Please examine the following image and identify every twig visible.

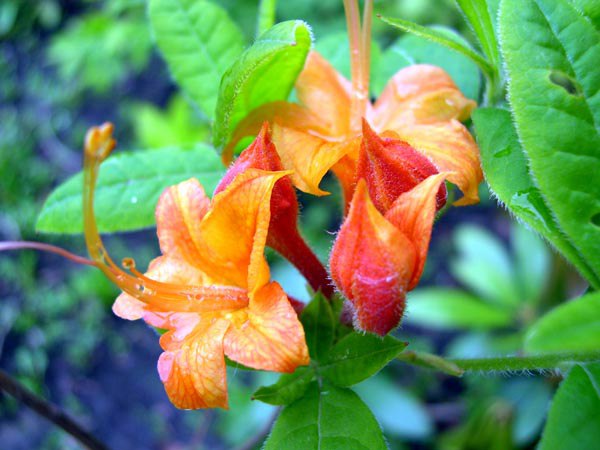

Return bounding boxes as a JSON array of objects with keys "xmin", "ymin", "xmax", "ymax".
[{"xmin": 0, "ymin": 369, "xmax": 110, "ymax": 450}]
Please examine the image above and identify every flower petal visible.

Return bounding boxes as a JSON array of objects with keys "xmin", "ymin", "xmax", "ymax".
[
  {"xmin": 358, "ymin": 120, "xmax": 446, "ymax": 213},
  {"xmin": 385, "ymin": 173, "xmax": 448, "ymax": 290},
  {"xmin": 223, "ymin": 282, "xmax": 309, "ymax": 371},
  {"xmin": 295, "ymin": 51, "xmax": 353, "ymax": 136},
  {"xmin": 198, "ymin": 169, "xmax": 289, "ymax": 291},
  {"xmin": 330, "ymin": 180, "xmax": 417, "ymax": 335},
  {"xmin": 373, "ymin": 64, "xmax": 475, "ymax": 130},
  {"xmin": 394, "ymin": 120, "xmax": 482, "ymax": 205},
  {"xmin": 158, "ymin": 318, "xmax": 230, "ymax": 409}
]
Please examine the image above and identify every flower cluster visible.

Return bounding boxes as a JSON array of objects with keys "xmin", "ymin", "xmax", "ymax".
[{"xmin": 81, "ymin": 13, "xmax": 481, "ymax": 409}]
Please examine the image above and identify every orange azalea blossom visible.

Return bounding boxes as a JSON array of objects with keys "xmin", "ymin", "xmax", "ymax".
[
  {"xmin": 83, "ymin": 124, "xmax": 309, "ymax": 409},
  {"xmin": 330, "ymin": 173, "xmax": 448, "ymax": 335},
  {"xmin": 222, "ymin": 25, "xmax": 481, "ymax": 210}
]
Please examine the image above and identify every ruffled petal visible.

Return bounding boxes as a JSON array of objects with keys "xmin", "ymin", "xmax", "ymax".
[
  {"xmin": 394, "ymin": 120, "xmax": 482, "ymax": 205},
  {"xmin": 330, "ymin": 180, "xmax": 417, "ymax": 335},
  {"xmin": 372, "ymin": 64, "xmax": 475, "ymax": 130},
  {"xmin": 295, "ymin": 51, "xmax": 353, "ymax": 136},
  {"xmin": 198, "ymin": 169, "xmax": 289, "ymax": 292},
  {"xmin": 156, "ymin": 178, "xmax": 210, "ymax": 263},
  {"xmin": 223, "ymin": 282, "xmax": 309, "ymax": 372},
  {"xmin": 157, "ymin": 318, "xmax": 230, "ymax": 409},
  {"xmin": 385, "ymin": 173, "xmax": 448, "ymax": 290}
]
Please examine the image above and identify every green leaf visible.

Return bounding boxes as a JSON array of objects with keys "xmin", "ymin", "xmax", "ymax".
[
  {"xmin": 320, "ymin": 332, "xmax": 406, "ymax": 387},
  {"xmin": 473, "ymin": 107, "xmax": 600, "ymax": 287},
  {"xmin": 36, "ymin": 146, "xmax": 225, "ymax": 234},
  {"xmin": 213, "ymin": 20, "xmax": 312, "ymax": 151},
  {"xmin": 567, "ymin": 0, "xmax": 600, "ymax": 29},
  {"xmin": 149, "ymin": 0, "xmax": 245, "ymax": 118},
  {"xmin": 378, "ymin": 15, "xmax": 494, "ymax": 80},
  {"xmin": 499, "ymin": 0, "xmax": 600, "ymax": 288},
  {"xmin": 252, "ymin": 366, "xmax": 314, "ymax": 405},
  {"xmin": 264, "ymin": 382, "xmax": 387, "ymax": 450},
  {"xmin": 539, "ymin": 363, "xmax": 600, "ymax": 450},
  {"xmin": 373, "ymin": 26, "xmax": 481, "ymax": 100},
  {"xmin": 455, "ymin": 0, "xmax": 500, "ymax": 68},
  {"xmin": 300, "ymin": 292, "xmax": 336, "ymax": 361},
  {"xmin": 406, "ymin": 288, "xmax": 513, "ymax": 330},
  {"xmin": 451, "ymin": 224, "xmax": 520, "ymax": 307},
  {"xmin": 525, "ymin": 291, "xmax": 600, "ymax": 353}
]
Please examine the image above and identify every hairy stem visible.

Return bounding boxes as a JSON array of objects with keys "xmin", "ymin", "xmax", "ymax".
[{"xmin": 0, "ymin": 369, "xmax": 110, "ymax": 450}]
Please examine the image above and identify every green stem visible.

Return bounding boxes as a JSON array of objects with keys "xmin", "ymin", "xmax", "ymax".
[
  {"xmin": 256, "ymin": 0, "xmax": 277, "ymax": 37},
  {"xmin": 397, "ymin": 350, "xmax": 600, "ymax": 376},
  {"xmin": 451, "ymin": 351, "xmax": 600, "ymax": 373}
]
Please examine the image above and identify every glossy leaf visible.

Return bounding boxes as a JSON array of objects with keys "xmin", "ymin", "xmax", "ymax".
[
  {"xmin": 406, "ymin": 288, "xmax": 513, "ymax": 330},
  {"xmin": 500, "ymin": 0, "xmax": 600, "ymax": 287},
  {"xmin": 252, "ymin": 366, "xmax": 314, "ymax": 405},
  {"xmin": 379, "ymin": 15, "xmax": 494, "ymax": 79},
  {"xmin": 36, "ymin": 146, "xmax": 225, "ymax": 234},
  {"xmin": 539, "ymin": 363, "xmax": 600, "ymax": 450},
  {"xmin": 149, "ymin": 0, "xmax": 244, "ymax": 118},
  {"xmin": 374, "ymin": 26, "xmax": 481, "ymax": 100},
  {"xmin": 525, "ymin": 291, "xmax": 600, "ymax": 353},
  {"xmin": 213, "ymin": 20, "xmax": 312, "ymax": 151},
  {"xmin": 455, "ymin": 0, "xmax": 500, "ymax": 68},
  {"xmin": 320, "ymin": 332, "xmax": 406, "ymax": 387},
  {"xmin": 264, "ymin": 382, "xmax": 387, "ymax": 450},
  {"xmin": 300, "ymin": 292, "xmax": 336, "ymax": 361},
  {"xmin": 473, "ymin": 107, "xmax": 600, "ymax": 287}
]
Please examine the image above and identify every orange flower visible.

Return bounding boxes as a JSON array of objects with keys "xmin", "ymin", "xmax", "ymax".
[
  {"xmin": 330, "ymin": 173, "xmax": 447, "ymax": 335},
  {"xmin": 222, "ymin": 51, "xmax": 480, "ymax": 208},
  {"xmin": 83, "ymin": 124, "xmax": 309, "ymax": 409}
]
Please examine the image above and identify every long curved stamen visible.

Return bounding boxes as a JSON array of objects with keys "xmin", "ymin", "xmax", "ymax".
[
  {"xmin": 361, "ymin": 0, "xmax": 373, "ymax": 100},
  {"xmin": 82, "ymin": 124, "xmax": 248, "ymax": 313},
  {"xmin": 0, "ymin": 241, "xmax": 96, "ymax": 266}
]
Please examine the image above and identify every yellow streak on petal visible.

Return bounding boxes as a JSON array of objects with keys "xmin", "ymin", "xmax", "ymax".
[
  {"xmin": 385, "ymin": 173, "xmax": 448, "ymax": 290},
  {"xmin": 223, "ymin": 282, "xmax": 309, "ymax": 371}
]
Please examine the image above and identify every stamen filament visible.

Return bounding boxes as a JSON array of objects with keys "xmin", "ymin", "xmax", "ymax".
[
  {"xmin": 82, "ymin": 124, "xmax": 248, "ymax": 314},
  {"xmin": 361, "ymin": 0, "xmax": 373, "ymax": 102},
  {"xmin": 344, "ymin": 0, "xmax": 365, "ymax": 133},
  {"xmin": 0, "ymin": 241, "xmax": 96, "ymax": 266}
]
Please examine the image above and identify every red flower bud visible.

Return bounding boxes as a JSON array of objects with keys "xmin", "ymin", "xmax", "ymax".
[
  {"xmin": 357, "ymin": 119, "xmax": 446, "ymax": 214},
  {"xmin": 216, "ymin": 123, "xmax": 333, "ymax": 297}
]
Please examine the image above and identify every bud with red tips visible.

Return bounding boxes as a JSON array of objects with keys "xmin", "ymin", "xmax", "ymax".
[
  {"xmin": 357, "ymin": 119, "xmax": 447, "ymax": 214},
  {"xmin": 329, "ymin": 173, "xmax": 447, "ymax": 335},
  {"xmin": 216, "ymin": 122, "xmax": 333, "ymax": 298}
]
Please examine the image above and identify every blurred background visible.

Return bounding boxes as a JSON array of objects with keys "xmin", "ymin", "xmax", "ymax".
[{"xmin": 0, "ymin": 0, "xmax": 588, "ymax": 449}]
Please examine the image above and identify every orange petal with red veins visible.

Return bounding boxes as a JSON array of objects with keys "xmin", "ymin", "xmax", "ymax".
[
  {"xmin": 295, "ymin": 51, "xmax": 353, "ymax": 136},
  {"xmin": 330, "ymin": 180, "xmax": 417, "ymax": 335},
  {"xmin": 358, "ymin": 120, "xmax": 446, "ymax": 214},
  {"xmin": 223, "ymin": 282, "xmax": 309, "ymax": 371},
  {"xmin": 385, "ymin": 173, "xmax": 448, "ymax": 290},
  {"xmin": 395, "ymin": 120, "xmax": 482, "ymax": 206},
  {"xmin": 158, "ymin": 318, "xmax": 230, "ymax": 409},
  {"xmin": 372, "ymin": 64, "xmax": 476, "ymax": 130},
  {"xmin": 156, "ymin": 178, "xmax": 210, "ymax": 264},
  {"xmin": 198, "ymin": 169, "xmax": 289, "ymax": 291}
]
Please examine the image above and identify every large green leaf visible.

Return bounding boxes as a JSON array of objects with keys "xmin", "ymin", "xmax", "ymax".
[
  {"xmin": 213, "ymin": 20, "xmax": 312, "ymax": 151},
  {"xmin": 149, "ymin": 0, "xmax": 245, "ymax": 118},
  {"xmin": 567, "ymin": 0, "xmax": 600, "ymax": 29},
  {"xmin": 455, "ymin": 0, "xmax": 500, "ymax": 69},
  {"xmin": 36, "ymin": 146, "xmax": 224, "ymax": 234},
  {"xmin": 499, "ymin": 0, "xmax": 600, "ymax": 287},
  {"xmin": 373, "ymin": 27, "xmax": 481, "ymax": 100},
  {"xmin": 539, "ymin": 363, "xmax": 600, "ymax": 450},
  {"xmin": 525, "ymin": 292, "xmax": 600, "ymax": 353},
  {"xmin": 264, "ymin": 382, "xmax": 387, "ymax": 450},
  {"xmin": 472, "ymin": 107, "xmax": 600, "ymax": 287},
  {"xmin": 319, "ymin": 332, "xmax": 406, "ymax": 387},
  {"xmin": 252, "ymin": 367, "xmax": 314, "ymax": 406},
  {"xmin": 379, "ymin": 15, "xmax": 494, "ymax": 80},
  {"xmin": 406, "ymin": 288, "xmax": 513, "ymax": 330},
  {"xmin": 300, "ymin": 292, "xmax": 336, "ymax": 361}
]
